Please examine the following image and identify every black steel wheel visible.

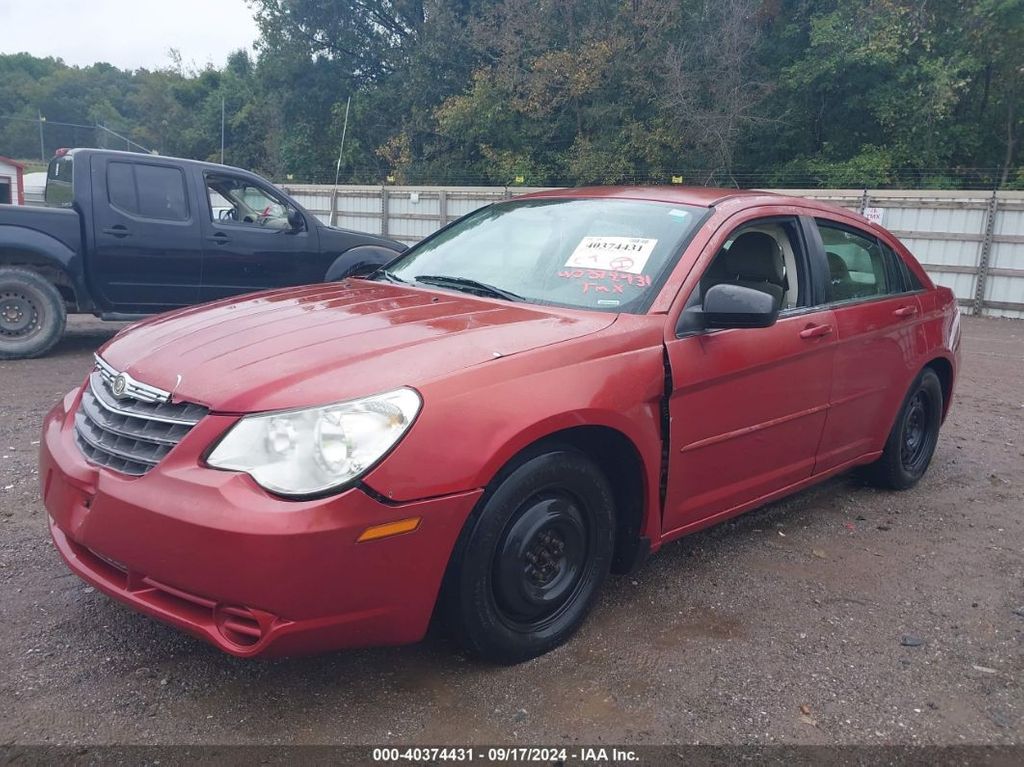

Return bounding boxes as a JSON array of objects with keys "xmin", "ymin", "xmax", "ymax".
[
  {"xmin": 865, "ymin": 367, "xmax": 944, "ymax": 490},
  {"xmin": 442, "ymin": 446, "xmax": 616, "ymax": 664},
  {"xmin": 0, "ymin": 268, "xmax": 66, "ymax": 360}
]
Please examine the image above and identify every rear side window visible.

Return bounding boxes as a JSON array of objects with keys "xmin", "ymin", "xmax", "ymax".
[
  {"xmin": 105, "ymin": 162, "xmax": 189, "ymax": 222},
  {"xmin": 107, "ymin": 162, "xmax": 138, "ymax": 212},
  {"xmin": 817, "ymin": 221, "xmax": 889, "ymax": 302},
  {"xmin": 45, "ymin": 155, "xmax": 74, "ymax": 207},
  {"xmin": 136, "ymin": 165, "xmax": 188, "ymax": 220},
  {"xmin": 885, "ymin": 242, "xmax": 924, "ymax": 292}
]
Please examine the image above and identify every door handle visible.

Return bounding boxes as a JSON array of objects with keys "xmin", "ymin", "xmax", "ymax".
[
  {"xmin": 208, "ymin": 232, "xmax": 231, "ymax": 245},
  {"xmin": 893, "ymin": 305, "xmax": 918, "ymax": 318},
  {"xmin": 799, "ymin": 323, "xmax": 833, "ymax": 339},
  {"xmin": 101, "ymin": 225, "xmax": 130, "ymax": 238}
]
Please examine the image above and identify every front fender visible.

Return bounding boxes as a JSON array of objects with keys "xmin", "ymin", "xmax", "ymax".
[{"xmin": 362, "ymin": 319, "xmax": 667, "ymax": 540}]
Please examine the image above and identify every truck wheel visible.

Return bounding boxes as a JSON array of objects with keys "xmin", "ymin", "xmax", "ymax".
[
  {"xmin": 0, "ymin": 267, "xmax": 67, "ymax": 360},
  {"xmin": 441, "ymin": 447, "xmax": 616, "ymax": 664}
]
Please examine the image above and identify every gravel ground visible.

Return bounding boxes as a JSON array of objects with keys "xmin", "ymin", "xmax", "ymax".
[{"xmin": 0, "ymin": 314, "xmax": 1021, "ymax": 747}]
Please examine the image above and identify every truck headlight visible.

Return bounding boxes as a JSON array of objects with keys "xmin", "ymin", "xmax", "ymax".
[{"xmin": 206, "ymin": 388, "xmax": 421, "ymax": 497}]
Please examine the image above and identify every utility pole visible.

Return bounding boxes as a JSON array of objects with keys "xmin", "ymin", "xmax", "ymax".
[
  {"xmin": 38, "ymin": 112, "xmax": 46, "ymax": 161},
  {"xmin": 221, "ymin": 96, "xmax": 226, "ymax": 164}
]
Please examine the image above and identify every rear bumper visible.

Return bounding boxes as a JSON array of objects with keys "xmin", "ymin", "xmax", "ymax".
[{"xmin": 40, "ymin": 390, "xmax": 482, "ymax": 657}]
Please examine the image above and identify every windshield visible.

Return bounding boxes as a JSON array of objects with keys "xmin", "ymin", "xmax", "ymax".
[{"xmin": 378, "ymin": 198, "xmax": 706, "ymax": 313}]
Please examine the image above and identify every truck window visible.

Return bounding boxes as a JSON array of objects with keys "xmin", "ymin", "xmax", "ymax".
[
  {"xmin": 107, "ymin": 162, "xmax": 138, "ymax": 213},
  {"xmin": 135, "ymin": 165, "xmax": 189, "ymax": 221},
  {"xmin": 105, "ymin": 162, "xmax": 189, "ymax": 222},
  {"xmin": 44, "ymin": 155, "xmax": 74, "ymax": 207},
  {"xmin": 205, "ymin": 174, "xmax": 293, "ymax": 230}
]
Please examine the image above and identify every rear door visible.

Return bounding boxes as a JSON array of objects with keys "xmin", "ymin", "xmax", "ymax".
[
  {"xmin": 198, "ymin": 171, "xmax": 320, "ymax": 300},
  {"xmin": 810, "ymin": 218, "xmax": 925, "ymax": 472},
  {"xmin": 663, "ymin": 214, "xmax": 837, "ymax": 535},
  {"xmin": 89, "ymin": 157, "xmax": 202, "ymax": 310}
]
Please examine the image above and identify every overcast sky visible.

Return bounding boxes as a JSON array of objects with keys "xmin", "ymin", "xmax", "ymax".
[{"xmin": 0, "ymin": 0, "xmax": 260, "ymax": 70}]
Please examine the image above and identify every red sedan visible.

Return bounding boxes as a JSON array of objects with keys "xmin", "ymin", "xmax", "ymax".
[{"xmin": 39, "ymin": 187, "xmax": 960, "ymax": 663}]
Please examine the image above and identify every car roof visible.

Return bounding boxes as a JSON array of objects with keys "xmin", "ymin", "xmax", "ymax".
[
  {"xmin": 519, "ymin": 185, "xmax": 776, "ymax": 207},
  {"xmin": 517, "ymin": 184, "xmax": 868, "ymax": 222}
]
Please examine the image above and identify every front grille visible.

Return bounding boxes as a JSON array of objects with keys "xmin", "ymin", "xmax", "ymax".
[{"xmin": 73, "ymin": 367, "xmax": 208, "ymax": 476}]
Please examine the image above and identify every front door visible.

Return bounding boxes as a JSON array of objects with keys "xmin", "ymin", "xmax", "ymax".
[
  {"xmin": 199, "ymin": 172, "xmax": 319, "ymax": 301},
  {"xmin": 663, "ymin": 216, "xmax": 836, "ymax": 535},
  {"xmin": 90, "ymin": 158, "xmax": 203, "ymax": 310}
]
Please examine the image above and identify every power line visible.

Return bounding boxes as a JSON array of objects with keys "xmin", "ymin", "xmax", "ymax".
[{"xmin": 0, "ymin": 113, "xmax": 152, "ymax": 154}]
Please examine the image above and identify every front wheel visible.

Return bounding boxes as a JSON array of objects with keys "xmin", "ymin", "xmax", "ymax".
[
  {"xmin": 0, "ymin": 267, "xmax": 67, "ymax": 360},
  {"xmin": 441, "ymin": 447, "xmax": 616, "ymax": 664},
  {"xmin": 864, "ymin": 368, "xmax": 944, "ymax": 490}
]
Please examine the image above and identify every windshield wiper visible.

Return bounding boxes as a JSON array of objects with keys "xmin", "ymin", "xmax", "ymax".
[
  {"xmin": 415, "ymin": 275, "xmax": 524, "ymax": 302},
  {"xmin": 373, "ymin": 269, "xmax": 409, "ymax": 284}
]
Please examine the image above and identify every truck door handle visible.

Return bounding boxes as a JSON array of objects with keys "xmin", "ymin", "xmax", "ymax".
[
  {"xmin": 799, "ymin": 323, "xmax": 833, "ymax": 339},
  {"xmin": 102, "ymin": 225, "xmax": 130, "ymax": 238},
  {"xmin": 893, "ymin": 305, "xmax": 918, "ymax": 318},
  {"xmin": 208, "ymin": 232, "xmax": 231, "ymax": 245}
]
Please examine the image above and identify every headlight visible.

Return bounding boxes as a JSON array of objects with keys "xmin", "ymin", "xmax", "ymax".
[{"xmin": 206, "ymin": 388, "xmax": 421, "ymax": 497}]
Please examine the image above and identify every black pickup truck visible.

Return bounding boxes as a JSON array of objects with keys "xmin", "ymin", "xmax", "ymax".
[{"xmin": 0, "ymin": 149, "xmax": 404, "ymax": 358}]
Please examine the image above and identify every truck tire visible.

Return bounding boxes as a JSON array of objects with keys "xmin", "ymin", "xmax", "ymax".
[{"xmin": 0, "ymin": 267, "xmax": 67, "ymax": 360}]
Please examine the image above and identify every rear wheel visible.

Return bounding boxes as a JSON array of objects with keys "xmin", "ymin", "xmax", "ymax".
[
  {"xmin": 864, "ymin": 368, "xmax": 943, "ymax": 490},
  {"xmin": 0, "ymin": 268, "xmax": 66, "ymax": 360},
  {"xmin": 441, "ymin": 447, "xmax": 616, "ymax": 664}
]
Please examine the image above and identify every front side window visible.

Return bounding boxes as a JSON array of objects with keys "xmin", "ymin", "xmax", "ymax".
[
  {"xmin": 378, "ymin": 198, "xmax": 706, "ymax": 313},
  {"xmin": 694, "ymin": 218, "xmax": 807, "ymax": 312},
  {"xmin": 817, "ymin": 221, "xmax": 889, "ymax": 302},
  {"xmin": 206, "ymin": 175, "xmax": 294, "ymax": 230}
]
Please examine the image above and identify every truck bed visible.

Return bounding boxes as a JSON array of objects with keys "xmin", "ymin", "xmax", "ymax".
[{"xmin": 0, "ymin": 205, "xmax": 81, "ymax": 255}]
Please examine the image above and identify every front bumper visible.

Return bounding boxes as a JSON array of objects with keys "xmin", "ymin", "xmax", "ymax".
[{"xmin": 40, "ymin": 388, "xmax": 482, "ymax": 657}]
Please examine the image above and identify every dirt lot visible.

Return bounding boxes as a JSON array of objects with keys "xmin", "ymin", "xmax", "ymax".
[{"xmin": 0, "ymin": 315, "xmax": 1021, "ymax": 747}]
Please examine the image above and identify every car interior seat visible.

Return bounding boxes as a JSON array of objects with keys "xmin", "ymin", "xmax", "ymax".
[
  {"xmin": 827, "ymin": 251, "xmax": 859, "ymax": 301},
  {"xmin": 713, "ymin": 231, "xmax": 787, "ymax": 307}
]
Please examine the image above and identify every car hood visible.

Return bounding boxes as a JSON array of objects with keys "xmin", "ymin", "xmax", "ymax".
[{"xmin": 98, "ymin": 281, "xmax": 616, "ymax": 412}]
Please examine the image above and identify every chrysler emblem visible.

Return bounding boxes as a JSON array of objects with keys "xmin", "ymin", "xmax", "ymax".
[{"xmin": 112, "ymin": 374, "xmax": 128, "ymax": 398}]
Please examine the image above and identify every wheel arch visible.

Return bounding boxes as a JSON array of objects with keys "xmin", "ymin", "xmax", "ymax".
[
  {"xmin": 0, "ymin": 240, "xmax": 84, "ymax": 311},
  {"xmin": 324, "ymin": 244, "xmax": 403, "ymax": 282},
  {"xmin": 923, "ymin": 356, "xmax": 954, "ymax": 421},
  {"xmin": 472, "ymin": 423, "xmax": 654, "ymax": 575}
]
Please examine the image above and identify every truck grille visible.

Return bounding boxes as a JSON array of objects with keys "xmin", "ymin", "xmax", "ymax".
[{"xmin": 73, "ymin": 363, "xmax": 208, "ymax": 476}]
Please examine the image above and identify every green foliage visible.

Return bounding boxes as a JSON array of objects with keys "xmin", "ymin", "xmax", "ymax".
[{"xmin": 1, "ymin": 0, "xmax": 1020, "ymax": 188}]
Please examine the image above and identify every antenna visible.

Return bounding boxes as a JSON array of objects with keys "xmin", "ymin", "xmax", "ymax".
[{"xmin": 333, "ymin": 95, "xmax": 352, "ymax": 191}]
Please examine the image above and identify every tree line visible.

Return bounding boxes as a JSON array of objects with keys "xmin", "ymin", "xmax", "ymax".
[{"xmin": 1, "ymin": 0, "xmax": 1021, "ymax": 189}]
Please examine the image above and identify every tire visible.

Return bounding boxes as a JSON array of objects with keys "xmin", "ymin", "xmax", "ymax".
[
  {"xmin": 441, "ymin": 446, "xmax": 616, "ymax": 664},
  {"xmin": 0, "ymin": 267, "xmax": 67, "ymax": 360},
  {"xmin": 864, "ymin": 368, "xmax": 943, "ymax": 490}
]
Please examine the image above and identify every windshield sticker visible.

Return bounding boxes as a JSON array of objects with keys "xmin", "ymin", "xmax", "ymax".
[
  {"xmin": 558, "ymin": 270, "xmax": 653, "ymax": 289},
  {"xmin": 668, "ymin": 208, "xmax": 692, "ymax": 220},
  {"xmin": 564, "ymin": 237, "xmax": 658, "ymax": 275}
]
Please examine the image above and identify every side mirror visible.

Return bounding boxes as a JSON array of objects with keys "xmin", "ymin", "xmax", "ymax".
[
  {"xmin": 702, "ymin": 284, "xmax": 780, "ymax": 329},
  {"xmin": 287, "ymin": 208, "xmax": 304, "ymax": 231}
]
